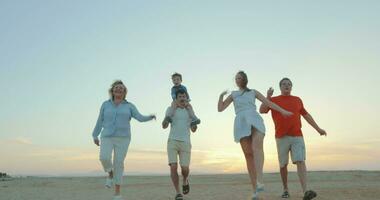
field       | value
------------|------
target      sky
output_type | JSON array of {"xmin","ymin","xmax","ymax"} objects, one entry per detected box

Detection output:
[{"xmin": 0, "ymin": 0, "xmax": 379, "ymax": 176}]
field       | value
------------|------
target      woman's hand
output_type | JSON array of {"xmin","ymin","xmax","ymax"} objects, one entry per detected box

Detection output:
[
  {"xmin": 266, "ymin": 87, "xmax": 274, "ymax": 98},
  {"xmin": 94, "ymin": 138, "xmax": 100, "ymax": 146},
  {"xmin": 150, "ymin": 115, "xmax": 156, "ymax": 120},
  {"xmin": 220, "ymin": 90, "xmax": 228, "ymax": 97}
]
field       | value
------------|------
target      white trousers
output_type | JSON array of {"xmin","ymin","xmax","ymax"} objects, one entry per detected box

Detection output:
[{"xmin": 99, "ymin": 136, "xmax": 130, "ymax": 185}]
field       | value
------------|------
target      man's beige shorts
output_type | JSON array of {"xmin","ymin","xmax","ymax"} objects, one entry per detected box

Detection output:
[
  {"xmin": 167, "ymin": 139, "xmax": 191, "ymax": 167},
  {"xmin": 276, "ymin": 136, "xmax": 306, "ymax": 167}
]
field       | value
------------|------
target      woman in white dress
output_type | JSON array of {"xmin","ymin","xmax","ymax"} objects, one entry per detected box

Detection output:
[{"xmin": 218, "ymin": 71, "xmax": 292, "ymax": 200}]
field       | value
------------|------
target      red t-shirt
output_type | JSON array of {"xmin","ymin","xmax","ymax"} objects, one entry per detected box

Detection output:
[{"xmin": 269, "ymin": 95, "xmax": 308, "ymax": 138}]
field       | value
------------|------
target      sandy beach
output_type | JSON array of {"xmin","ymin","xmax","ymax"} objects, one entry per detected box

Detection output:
[{"xmin": 1, "ymin": 171, "xmax": 379, "ymax": 200}]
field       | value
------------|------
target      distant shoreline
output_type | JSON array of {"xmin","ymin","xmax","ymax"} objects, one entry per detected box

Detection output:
[{"xmin": 8, "ymin": 170, "xmax": 380, "ymax": 178}]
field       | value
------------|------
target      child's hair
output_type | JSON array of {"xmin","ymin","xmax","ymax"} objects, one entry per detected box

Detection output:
[
  {"xmin": 175, "ymin": 88, "xmax": 187, "ymax": 99},
  {"xmin": 279, "ymin": 77, "xmax": 292, "ymax": 87},
  {"xmin": 171, "ymin": 72, "xmax": 182, "ymax": 80}
]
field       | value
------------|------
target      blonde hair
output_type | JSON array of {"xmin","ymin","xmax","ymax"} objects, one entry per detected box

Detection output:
[
  {"xmin": 237, "ymin": 71, "xmax": 251, "ymax": 95},
  {"xmin": 108, "ymin": 80, "xmax": 127, "ymax": 100}
]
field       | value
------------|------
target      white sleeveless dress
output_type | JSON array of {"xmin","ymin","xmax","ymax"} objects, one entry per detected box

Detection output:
[{"xmin": 231, "ymin": 90, "xmax": 266, "ymax": 143}]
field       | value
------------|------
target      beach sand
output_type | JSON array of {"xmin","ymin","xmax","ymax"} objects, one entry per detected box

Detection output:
[{"xmin": 1, "ymin": 171, "xmax": 379, "ymax": 200}]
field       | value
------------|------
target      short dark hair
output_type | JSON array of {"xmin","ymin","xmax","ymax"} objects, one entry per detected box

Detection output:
[
  {"xmin": 175, "ymin": 89, "xmax": 187, "ymax": 99},
  {"xmin": 279, "ymin": 77, "xmax": 292, "ymax": 87},
  {"xmin": 171, "ymin": 72, "xmax": 182, "ymax": 80}
]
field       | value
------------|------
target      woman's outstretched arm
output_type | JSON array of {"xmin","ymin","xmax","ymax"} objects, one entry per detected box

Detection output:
[
  {"xmin": 254, "ymin": 89, "xmax": 293, "ymax": 117},
  {"xmin": 218, "ymin": 91, "xmax": 233, "ymax": 112}
]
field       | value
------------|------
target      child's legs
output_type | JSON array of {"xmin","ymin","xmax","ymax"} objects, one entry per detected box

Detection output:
[
  {"xmin": 186, "ymin": 103, "xmax": 198, "ymax": 120},
  {"xmin": 169, "ymin": 101, "xmax": 177, "ymax": 117}
]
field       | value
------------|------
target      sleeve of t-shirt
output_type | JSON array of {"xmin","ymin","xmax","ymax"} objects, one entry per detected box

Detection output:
[
  {"xmin": 299, "ymin": 98, "xmax": 308, "ymax": 116},
  {"xmin": 165, "ymin": 107, "xmax": 172, "ymax": 117}
]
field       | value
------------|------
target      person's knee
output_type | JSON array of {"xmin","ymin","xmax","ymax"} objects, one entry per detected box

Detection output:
[
  {"xmin": 252, "ymin": 144, "xmax": 263, "ymax": 153},
  {"xmin": 295, "ymin": 161, "xmax": 305, "ymax": 166},
  {"xmin": 280, "ymin": 164, "xmax": 288, "ymax": 170},
  {"xmin": 169, "ymin": 164, "xmax": 178, "ymax": 172},
  {"xmin": 113, "ymin": 160, "xmax": 124, "ymax": 168},
  {"xmin": 243, "ymin": 150, "xmax": 253, "ymax": 159},
  {"xmin": 99, "ymin": 155, "xmax": 112, "ymax": 163},
  {"xmin": 181, "ymin": 166, "xmax": 189, "ymax": 173}
]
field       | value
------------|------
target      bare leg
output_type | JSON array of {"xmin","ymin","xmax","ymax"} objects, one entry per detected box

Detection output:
[
  {"xmin": 251, "ymin": 129, "xmax": 264, "ymax": 184},
  {"xmin": 186, "ymin": 103, "xmax": 197, "ymax": 119},
  {"xmin": 170, "ymin": 164, "xmax": 181, "ymax": 194},
  {"xmin": 181, "ymin": 166, "xmax": 189, "ymax": 185},
  {"xmin": 169, "ymin": 101, "xmax": 177, "ymax": 117},
  {"xmin": 280, "ymin": 165, "xmax": 289, "ymax": 191},
  {"xmin": 296, "ymin": 161, "xmax": 307, "ymax": 193},
  {"xmin": 240, "ymin": 137, "xmax": 257, "ymax": 191},
  {"xmin": 115, "ymin": 184, "xmax": 121, "ymax": 196}
]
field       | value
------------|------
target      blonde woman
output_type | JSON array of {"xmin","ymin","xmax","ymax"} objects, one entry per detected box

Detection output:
[
  {"xmin": 92, "ymin": 80, "xmax": 156, "ymax": 200},
  {"xmin": 218, "ymin": 71, "xmax": 292, "ymax": 200}
]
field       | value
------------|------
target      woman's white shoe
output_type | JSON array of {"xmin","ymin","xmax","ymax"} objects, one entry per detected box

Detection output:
[
  {"xmin": 105, "ymin": 177, "xmax": 113, "ymax": 188},
  {"xmin": 252, "ymin": 191, "xmax": 259, "ymax": 200},
  {"xmin": 256, "ymin": 182, "xmax": 265, "ymax": 193}
]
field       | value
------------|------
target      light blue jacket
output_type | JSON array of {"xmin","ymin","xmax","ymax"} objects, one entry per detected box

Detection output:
[{"xmin": 92, "ymin": 99, "xmax": 152, "ymax": 140}]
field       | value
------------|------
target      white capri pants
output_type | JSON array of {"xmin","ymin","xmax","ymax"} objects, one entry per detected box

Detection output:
[{"xmin": 99, "ymin": 136, "xmax": 130, "ymax": 185}]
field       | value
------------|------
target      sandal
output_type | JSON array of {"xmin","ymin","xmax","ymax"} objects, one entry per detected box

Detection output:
[
  {"xmin": 175, "ymin": 194, "xmax": 184, "ymax": 200},
  {"xmin": 303, "ymin": 190, "xmax": 317, "ymax": 200},
  {"xmin": 183, "ymin": 180, "xmax": 190, "ymax": 195},
  {"xmin": 281, "ymin": 191, "xmax": 290, "ymax": 198}
]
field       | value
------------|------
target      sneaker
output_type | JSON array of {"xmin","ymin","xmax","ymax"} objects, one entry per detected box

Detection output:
[
  {"xmin": 175, "ymin": 193, "xmax": 184, "ymax": 200},
  {"xmin": 252, "ymin": 191, "xmax": 259, "ymax": 200},
  {"xmin": 281, "ymin": 190, "xmax": 290, "ymax": 198},
  {"xmin": 256, "ymin": 182, "xmax": 265, "ymax": 193},
  {"xmin": 112, "ymin": 195, "xmax": 123, "ymax": 200},
  {"xmin": 105, "ymin": 177, "xmax": 113, "ymax": 188}
]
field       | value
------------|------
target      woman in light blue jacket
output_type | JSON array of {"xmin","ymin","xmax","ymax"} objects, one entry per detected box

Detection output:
[{"xmin": 92, "ymin": 80, "xmax": 156, "ymax": 200}]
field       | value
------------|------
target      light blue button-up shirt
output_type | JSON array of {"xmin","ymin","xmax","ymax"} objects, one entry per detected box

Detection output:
[{"xmin": 92, "ymin": 99, "xmax": 153, "ymax": 140}]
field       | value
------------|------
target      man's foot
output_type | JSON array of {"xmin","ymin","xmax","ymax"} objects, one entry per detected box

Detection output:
[
  {"xmin": 256, "ymin": 182, "xmax": 265, "ymax": 193},
  {"xmin": 175, "ymin": 193, "xmax": 184, "ymax": 200},
  {"xmin": 183, "ymin": 179, "xmax": 190, "ymax": 195},
  {"xmin": 281, "ymin": 190, "xmax": 290, "ymax": 198},
  {"xmin": 252, "ymin": 191, "xmax": 259, "ymax": 200},
  {"xmin": 190, "ymin": 118, "xmax": 201, "ymax": 127},
  {"xmin": 303, "ymin": 190, "xmax": 317, "ymax": 200},
  {"xmin": 112, "ymin": 195, "xmax": 123, "ymax": 200},
  {"xmin": 105, "ymin": 177, "xmax": 113, "ymax": 188}
]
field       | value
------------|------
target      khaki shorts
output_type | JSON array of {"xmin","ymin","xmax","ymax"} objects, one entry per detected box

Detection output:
[
  {"xmin": 276, "ymin": 136, "xmax": 306, "ymax": 167},
  {"xmin": 167, "ymin": 139, "xmax": 192, "ymax": 167}
]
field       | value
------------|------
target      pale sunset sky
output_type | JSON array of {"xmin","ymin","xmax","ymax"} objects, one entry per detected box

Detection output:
[{"xmin": 0, "ymin": 0, "xmax": 379, "ymax": 176}]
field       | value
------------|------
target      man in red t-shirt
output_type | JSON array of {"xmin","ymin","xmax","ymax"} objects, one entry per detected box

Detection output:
[{"xmin": 260, "ymin": 78, "xmax": 327, "ymax": 200}]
